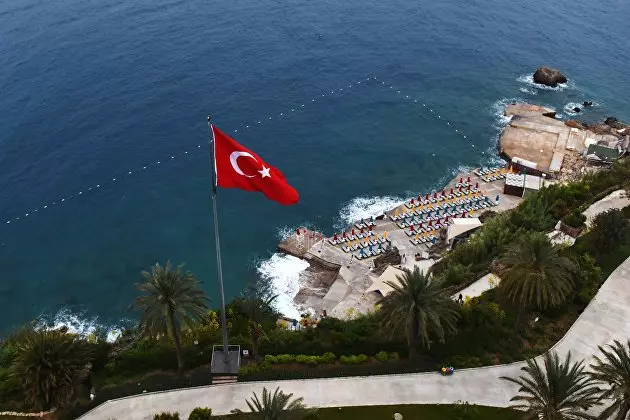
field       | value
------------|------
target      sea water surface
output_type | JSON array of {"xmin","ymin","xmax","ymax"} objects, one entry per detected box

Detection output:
[{"xmin": 1, "ymin": 0, "xmax": 629, "ymax": 334}]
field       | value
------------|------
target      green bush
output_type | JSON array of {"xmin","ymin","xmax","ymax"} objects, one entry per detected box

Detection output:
[
  {"xmin": 450, "ymin": 401, "xmax": 481, "ymax": 420},
  {"xmin": 296, "ymin": 355, "xmax": 319, "ymax": 366},
  {"xmin": 563, "ymin": 210, "xmax": 586, "ymax": 228},
  {"xmin": 388, "ymin": 352, "xmax": 399, "ymax": 360},
  {"xmin": 375, "ymin": 351, "xmax": 389, "ymax": 362},
  {"xmin": 154, "ymin": 412, "xmax": 180, "ymax": 420},
  {"xmin": 188, "ymin": 407, "xmax": 212, "ymax": 420},
  {"xmin": 320, "ymin": 352, "xmax": 336, "ymax": 364},
  {"xmin": 0, "ymin": 343, "xmax": 18, "ymax": 369},
  {"xmin": 264, "ymin": 354, "xmax": 278, "ymax": 364},
  {"xmin": 275, "ymin": 354, "xmax": 296, "ymax": 364},
  {"xmin": 238, "ymin": 361, "xmax": 270, "ymax": 376},
  {"xmin": 339, "ymin": 354, "xmax": 369, "ymax": 365},
  {"xmin": 591, "ymin": 209, "xmax": 630, "ymax": 252}
]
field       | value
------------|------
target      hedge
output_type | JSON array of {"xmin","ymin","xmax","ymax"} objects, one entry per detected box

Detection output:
[{"xmin": 238, "ymin": 359, "xmax": 435, "ymax": 382}]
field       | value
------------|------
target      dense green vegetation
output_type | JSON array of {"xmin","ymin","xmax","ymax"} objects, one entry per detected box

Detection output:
[{"xmin": 0, "ymin": 159, "xmax": 629, "ymax": 419}]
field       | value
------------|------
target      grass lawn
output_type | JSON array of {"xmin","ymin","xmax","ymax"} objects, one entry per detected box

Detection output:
[
  {"xmin": 313, "ymin": 404, "xmax": 520, "ymax": 419},
  {"xmin": 213, "ymin": 404, "xmax": 521, "ymax": 419}
]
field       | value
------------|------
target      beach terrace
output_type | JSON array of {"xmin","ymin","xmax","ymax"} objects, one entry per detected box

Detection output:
[{"xmin": 277, "ymin": 167, "xmax": 524, "ymax": 318}]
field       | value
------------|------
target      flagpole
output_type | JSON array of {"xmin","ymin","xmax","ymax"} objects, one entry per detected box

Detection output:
[{"xmin": 207, "ymin": 116, "xmax": 230, "ymax": 368}]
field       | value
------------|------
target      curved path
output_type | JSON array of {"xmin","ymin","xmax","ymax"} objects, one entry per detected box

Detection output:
[{"xmin": 80, "ymin": 257, "xmax": 630, "ymax": 420}]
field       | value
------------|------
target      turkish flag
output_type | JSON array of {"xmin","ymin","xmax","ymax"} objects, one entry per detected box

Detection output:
[{"xmin": 212, "ymin": 125, "xmax": 299, "ymax": 205}]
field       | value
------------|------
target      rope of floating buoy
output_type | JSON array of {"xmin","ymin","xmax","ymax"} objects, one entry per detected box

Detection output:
[
  {"xmin": 372, "ymin": 76, "xmax": 481, "ymax": 152},
  {"xmin": 1, "ymin": 77, "xmax": 380, "ymax": 228}
]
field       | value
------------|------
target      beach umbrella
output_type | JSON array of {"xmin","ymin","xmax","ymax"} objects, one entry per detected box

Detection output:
[
  {"xmin": 467, "ymin": 184, "xmax": 471, "ymax": 191},
  {"xmin": 342, "ymin": 231, "xmax": 347, "ymax": 238},
  {"xmin": 496, "ymin": 195, "xmax": 500, "ymax": 202},
  {"xmin": 410, "ymin": 225, "xmax": 415, "ymax": 232},
  {"xmin": 459, "ymin": 177, "xmax": 463, "ymax": 184},
  {"xmin": 415, "ymin": 233, "xmax": 420, "ymax": 240},
  {"xmin": 425, "ymin": 193, "xmax": 429, "ymax": 200},
  {"xmin": 360, "ymin": 248, "xmax": 365, "ymax": 256},
  {"xmin": 433, "ymin": 192, "xmax": 437, "ymax": 199},
  {"xmin": 333, "ymin": 233, "xmax": 338, "ymax": 240},
  {"xmin": 449, "ymin": 188, "xmax": 454, "ymax": 195},
  {"xmin": 352, "ymin": 228, "xmax": 356, "ymax": 235},
  {"xmin": 441, "ymin": 190, "xmax": 446, "ymax": 196},
  {"xmin": 374, "ymin": 232, "xmax": 379, "ymax": 240},
  {"xmin": 370, "ymin": 216, "xmax": 374, "ymax": 223},
  {"xmin": 466, "ymin": 176, "xmax": 471, "ymax": 183},
  {"xmin": 369, "ymin": 244, "xmax": 373, "ymax": 252},
  {"xmin": 402, "ymin": 206, "xmax": 407, "ymax": 214},
  {"xmin": 369, "ymin": 224, "xmax": 373, "ymax": 231},
  {"xmin": 432, "ymin": 237, "xmax": 437, "ymax": 244},
  {"xmin": 383, "ymin": 231, "xmax": 388, "ymax": 239},
  {"xmin": 394, "ymin": 208, "xmax": 399, "ymax": 217},
  {"xmin": 410, "ymin": 198, "xmax": 415, "ymax": 206},
  {"xmin": 475, "ymin": 182, "xmax": 479, "ymax": 189},
  {"xmin": 436, "ymin": 208, "xmax": 440, "ymax": 216}
]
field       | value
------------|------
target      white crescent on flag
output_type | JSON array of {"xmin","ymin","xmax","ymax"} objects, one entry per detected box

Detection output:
[{"xmin": 229, "ymin": 151, "xmax": 258, "ymax": 178}]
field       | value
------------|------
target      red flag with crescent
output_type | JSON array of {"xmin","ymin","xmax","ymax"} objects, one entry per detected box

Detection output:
[{"xmin": 211, "ymin": 125, "xmax": 299, "ymax": 205}]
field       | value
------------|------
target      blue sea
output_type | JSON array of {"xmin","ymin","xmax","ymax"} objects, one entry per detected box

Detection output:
[{"xmin": 1, "ymin": 0, "xmax": 629, "ymax": 336}]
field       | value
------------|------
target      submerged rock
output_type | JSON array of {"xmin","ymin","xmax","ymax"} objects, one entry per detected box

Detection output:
[
  {"xmin": 533, "ymin": 66, "xmax": 568, "ymax": 87},
  {"xmin": 583, "ymin": 101, "xmax": 593, "ymax": 107}
]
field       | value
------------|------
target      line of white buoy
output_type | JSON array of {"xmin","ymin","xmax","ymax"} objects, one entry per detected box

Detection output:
[
  {"xmin": 372, "ymin": 76, "xmax": 482, "ymax": 154},
  {"xmin": 1, "ymin": 77, "xmax": 380, "ymax": 227}
]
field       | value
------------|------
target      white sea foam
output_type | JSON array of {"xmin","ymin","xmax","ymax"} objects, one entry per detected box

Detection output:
[
  {"xmin": 516, "ymin": 74, "xmax": 573, "ymax": 91},
  {"xmin": 333, "ymin": 195, "xmax": 405, "ymax": 231},
  {"xmin": 518, "ymin": 87, "xmax": 538, "ymax": 95},
  {"xmin": 36, "ymin": 308, "xmax": 129, "ymax": 343},
  {"xmin": 564, "ymin": 102, "xmax": 582, "ymax": 116},
  {"xmin": 257, "ymin": 253, "xmax": 309, "ymax": 319}
]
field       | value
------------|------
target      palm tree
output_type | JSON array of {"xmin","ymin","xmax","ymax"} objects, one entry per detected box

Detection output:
[
  {"xmin": 590, "ymin": 340, "xmax": 630, "ymax": 420},
  {"xmin": 9, "ymin": 328, "xmax": 92, "ymax": 410},
  {"xmin": 501, "ymin": 351, "xmax": 601, "ymax": 420},
  {"xmin": 240, "ymin": 387, "xmax": 313, "ymax": 420},
  {"xmin": 378, "ymin": 266, "xmax": 459, "ymax": 358},
  {"xmin": 133, "ymin": 261, "xmax": 209, "ymax": 371},
  {"xmin": 499, "ymin": 232, "xmax": 576, "ymax": 313}
]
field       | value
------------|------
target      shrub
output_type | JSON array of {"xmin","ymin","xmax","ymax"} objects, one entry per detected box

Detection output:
[
  {"xmin": 0, "ymin": 343, "xmax": 18, "ymax": 369},
  {"xmin": 563, "ymin": 210, "xmax": 586, "ymax": 228},
  {"xmin": 450, "ymin": 401, "xmax": 481, "ymax": 420},
  {"xmin": 375, "ymin": 351, "xmax": 389, "ymax": 362},
  {"xmin": 154, "ymin": 412, "xmax": 180, "ymax": 420},
  {"xmin": 591, "ymin": 209, "xmax": 630, "ymax": 252},
  {"xmin": 264, "ymin": 354, "xmax": 278, "ymax": 364},
  {"xmin": 296, "ymin": 355, "xmax": 319, "ymax": 366},
  {"xmin": 275, "ymin": 354, "xmax": 295, "ymax": 364},
  {"xmin": 388, "ymin": 352, "xmax": 399, "ymax": 360},
  {"xmin": 238, "ymin": 361, "xmax": 270, "ymax": 376},
  {"xmin": 320, "ymin": 352, "xmax": 336, "ymax": 364},
  {"xmin": 340, "ymin": 354, "xmax": 369, "ymax": 364},
  {"xmin": 188, "ymin": 407, "xmax": 212, "ymax": 420}
]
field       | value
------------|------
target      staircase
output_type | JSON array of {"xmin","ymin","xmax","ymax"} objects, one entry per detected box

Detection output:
[{"xmin": 212, "ymin": 375, "xmax": 238, "ymax": 385}]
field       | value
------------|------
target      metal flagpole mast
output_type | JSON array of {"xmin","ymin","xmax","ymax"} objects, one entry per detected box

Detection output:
[{"xmin": 207, "ymin": 116, "xmax": 230, "ymax": 366}]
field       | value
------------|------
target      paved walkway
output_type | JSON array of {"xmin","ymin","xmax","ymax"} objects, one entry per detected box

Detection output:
[{"xmin": 80, "ymin": 257, "xmax": 630, "ymax": 420}]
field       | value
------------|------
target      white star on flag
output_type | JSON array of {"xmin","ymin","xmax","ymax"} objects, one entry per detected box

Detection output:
[{"xmin": 259, "ymin": 165, "xmax": 271, "ymax": 178}]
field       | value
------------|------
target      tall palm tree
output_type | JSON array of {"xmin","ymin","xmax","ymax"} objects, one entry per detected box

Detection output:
[
  {"xmin": 9, "ymin": 328, "xmax": 92, "ymax": 410},
  {"xmin": 590, "ymin": 340, "xmax": 630, "ymax": 420},
  {"xmin": 378, "ymin": 266, "xmax": 459, "ymax": 358},
  {"xmin": 242, "ymin": 387, "xmax": 313, "ymax": 420},
  {"xmin": 499, "ymin": 232, "xmax": 576, "ymax": 312},
  {"xmin": 133, "ymin": 261, "xmax": 209, "ymax": 371},
  {"xmin": 501, "ymin": 351, "xmax": 601, "ymax": 420}
]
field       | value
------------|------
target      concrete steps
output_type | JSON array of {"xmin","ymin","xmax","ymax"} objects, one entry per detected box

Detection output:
[{"xmin": 213, "ymin": 375, "xmax": 238, "ymax": 385}]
